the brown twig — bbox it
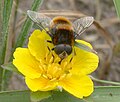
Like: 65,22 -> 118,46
95,0 -> 102,20
15,16 -> 26,30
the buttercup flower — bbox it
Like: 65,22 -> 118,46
13,30 -> 99,98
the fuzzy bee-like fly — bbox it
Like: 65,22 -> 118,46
27,10 -> 95,59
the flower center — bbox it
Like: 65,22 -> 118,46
39,52 -> 72,81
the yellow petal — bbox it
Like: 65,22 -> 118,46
75,40 -> 93,48
25,77 -> 57,91
71,40 -> 99,75
59,75 -> 93,98
28,30 -> 53,61
13,48 -> 41,79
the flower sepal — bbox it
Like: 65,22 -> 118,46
31,91 -> 52,102
31,89 -> 90,102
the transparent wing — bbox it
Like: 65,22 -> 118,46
74,41 -> 97,53
27,10 -> 52,30
73,16 -> 94,37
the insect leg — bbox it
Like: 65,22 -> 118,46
47,40 -> 52,43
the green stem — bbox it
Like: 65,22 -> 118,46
0,0 -> 3,90
113,0 -> 120,18
9,0 -> 43,62
90,76 -> 120,85
0,0 -> 13,91
2,0 -> 43,90
14,0 -> 43,49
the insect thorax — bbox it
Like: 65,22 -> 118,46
51,27 -> 74,46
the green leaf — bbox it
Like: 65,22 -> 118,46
2,0 -> 43,91
113,0 -> 120,18
86,86 -> 120,102
0,90 -> 30,102
0,0 -> 3,91
14,0 -> 43,49
0,0 -> 2,36
1,62 -> 21,74
0,0 -> 13,64
0,0 -> 13,91
0,86 -> 120,102
41,90 -> 84,102
31,91 -> 52,102
40,86 -> 120,102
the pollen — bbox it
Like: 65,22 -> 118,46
38,52 -> 72,82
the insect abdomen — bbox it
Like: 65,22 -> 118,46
52,29 -> 74,46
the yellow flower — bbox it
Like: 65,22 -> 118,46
13,30 -> 99,99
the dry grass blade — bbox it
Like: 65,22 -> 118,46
93,21 -> 115,48
39,10 -> 85,21
101,17 -> 120,27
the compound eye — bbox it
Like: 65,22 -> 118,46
54,44 -> 64,55
54,44 -> 72,55
65,45 -> 72,55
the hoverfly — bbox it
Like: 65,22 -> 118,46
27,10 -> 95,59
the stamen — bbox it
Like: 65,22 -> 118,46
49,56 -> 53,63
39,60 -> 47,71
59,74 -> 67,80
47,74 -> 53,79
51,53 -> 55,62
42,74 -> 48,79
52,66 -> 59,74
50,78 -> 57,82
39,65 -> 44,71
62,61 -> 68,68
42,65 -> 47,72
